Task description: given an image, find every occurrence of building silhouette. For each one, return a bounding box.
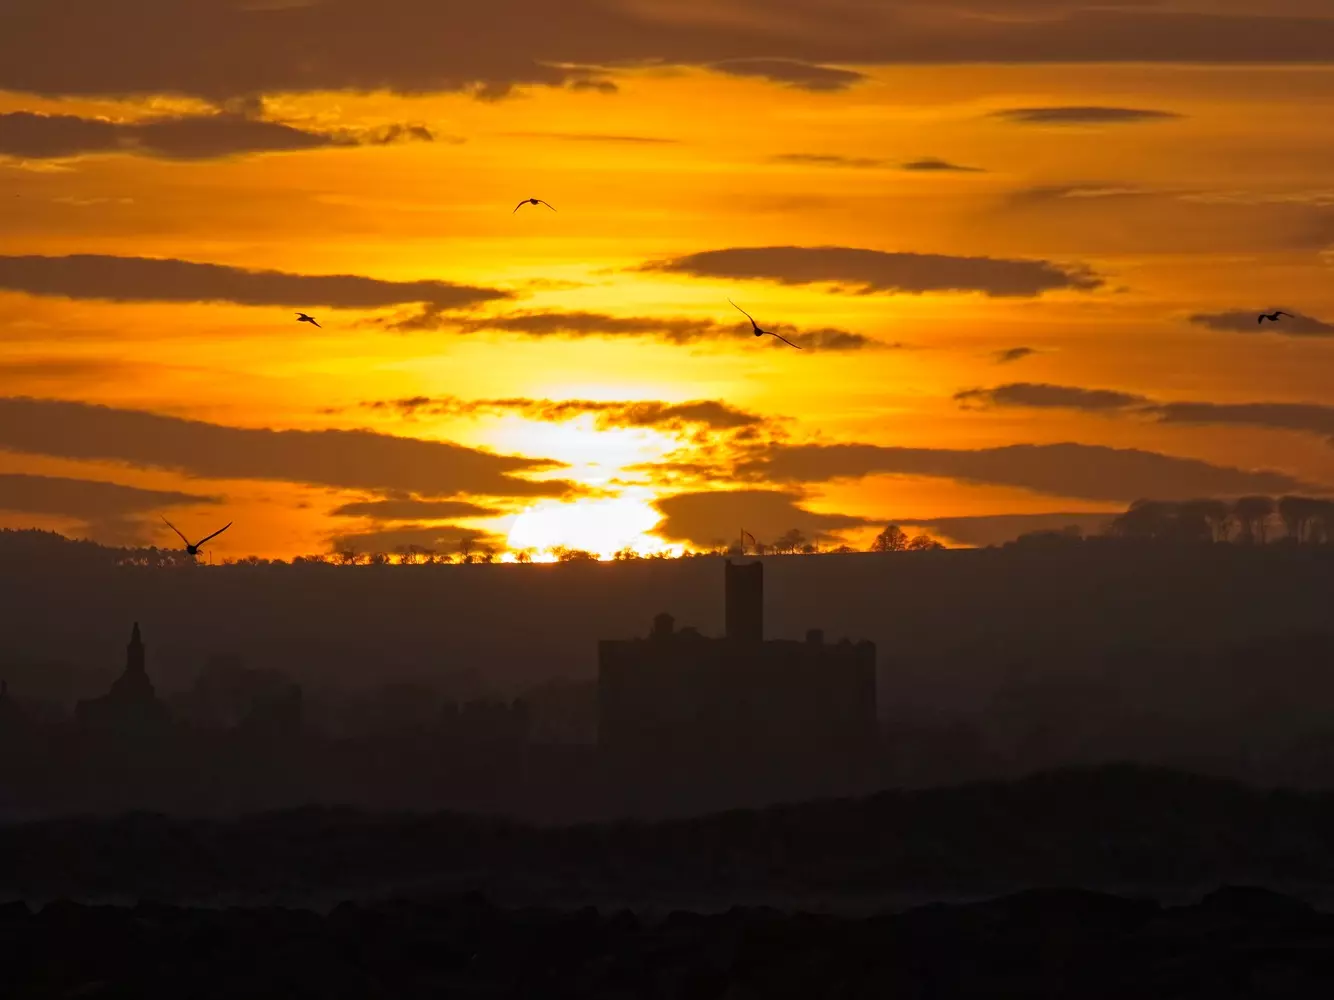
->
[76,622,169,734]
[598,559,878,814]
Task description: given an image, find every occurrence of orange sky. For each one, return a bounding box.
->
[2,1,1334,559]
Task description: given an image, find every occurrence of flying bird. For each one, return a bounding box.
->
[513,198,556,214]
[729,299,802,349]
[161,516,233,558]
[296,313,321,328]
[1258,310,1293,325]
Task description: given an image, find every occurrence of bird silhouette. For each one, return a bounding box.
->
[513,197,556,213]
[1258,310,1293,324]
[161,516,232,557]
[296,313,321,328]
[729,299,802,349]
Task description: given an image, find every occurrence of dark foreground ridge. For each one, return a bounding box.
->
[9,765,1334,906]
[3,885,1334,997]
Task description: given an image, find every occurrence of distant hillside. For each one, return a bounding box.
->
[3,530,1334,709]
[7,765,1334,906]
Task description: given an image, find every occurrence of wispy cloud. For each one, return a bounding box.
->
[955,383,1149,412]
[0,254,510,314]
[1189,310,1334,336]
[0,397,572,500]
[384,308,883,350]
[901,158,985,172]
[989,106,1183,125]
[706,59,868,92]
[329,498,504,521]
[742,441,1315,502]
[0,110,435,161]
[498,131,678,144]
[640,246,1103,297]
[361,395,777,433]
[770,153,884,168]
[0,471,220,546]
[993,346,1038,364]
[653,489,874,549]
[954,380,1334,447]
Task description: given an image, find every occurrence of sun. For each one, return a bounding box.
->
[507,496,683,559]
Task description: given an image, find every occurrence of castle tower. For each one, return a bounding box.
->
[724,559,763,642]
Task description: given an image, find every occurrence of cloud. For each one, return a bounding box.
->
[0,397,572,500]
[0,472,217,521]
[989,106,1183,125]
[901,158,985,172]
[0,110,434,161]
[994,347,1037,364]
[770,153,884,168]
[366,396,773,433]
[653,489,874,548]
[449,310,721,343]
[745,442,1315,503]
[430,309,880,350]
[3,2,1333,105]
[0,357,135,381]
[954,380,1334,446]
[955,383,1149,412]
[1188,310,1334,336]
[639,246,1103,297]
[329,498,504,520]
[889,512,1119,548]
[995,184,1334,256]
[328,524,495,556]
[498,131,678,144]
[706,58,868,91]
[0,254,510,314]
[1153,402,1334,442]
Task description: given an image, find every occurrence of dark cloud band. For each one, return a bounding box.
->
[0,397,571,500]
[640,246,1103,297]
[0,255,509,313]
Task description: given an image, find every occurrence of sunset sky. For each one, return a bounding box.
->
[2,0,1334,560]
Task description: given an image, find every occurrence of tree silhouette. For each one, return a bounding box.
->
[906,534,944,551]
[1233,495,1275,545]
[870,525,909,552]
[1195,499,1232,543]
[556,547,597,562]
[774,528,806,554]
[1108,499,1174,540]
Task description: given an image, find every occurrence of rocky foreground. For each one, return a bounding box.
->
[4,885,1334,998]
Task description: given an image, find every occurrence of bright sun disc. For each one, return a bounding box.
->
[507,497,680,558]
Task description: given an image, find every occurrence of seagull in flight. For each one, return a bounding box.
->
[513,197,556,214]
[161,516,233,558]
[1258,310,1293,325]
[729,299,802,349]
[296,313,321,329]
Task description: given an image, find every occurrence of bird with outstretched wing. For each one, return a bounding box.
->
[729,299,802,349]
[513,198,556,213]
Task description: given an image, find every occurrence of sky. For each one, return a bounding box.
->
[1,0,1334,560]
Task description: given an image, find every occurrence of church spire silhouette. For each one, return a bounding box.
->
[127,622,144,675]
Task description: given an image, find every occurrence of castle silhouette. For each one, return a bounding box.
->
[598,559,878,814]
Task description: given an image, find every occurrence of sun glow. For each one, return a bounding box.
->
[506,496,684,559]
